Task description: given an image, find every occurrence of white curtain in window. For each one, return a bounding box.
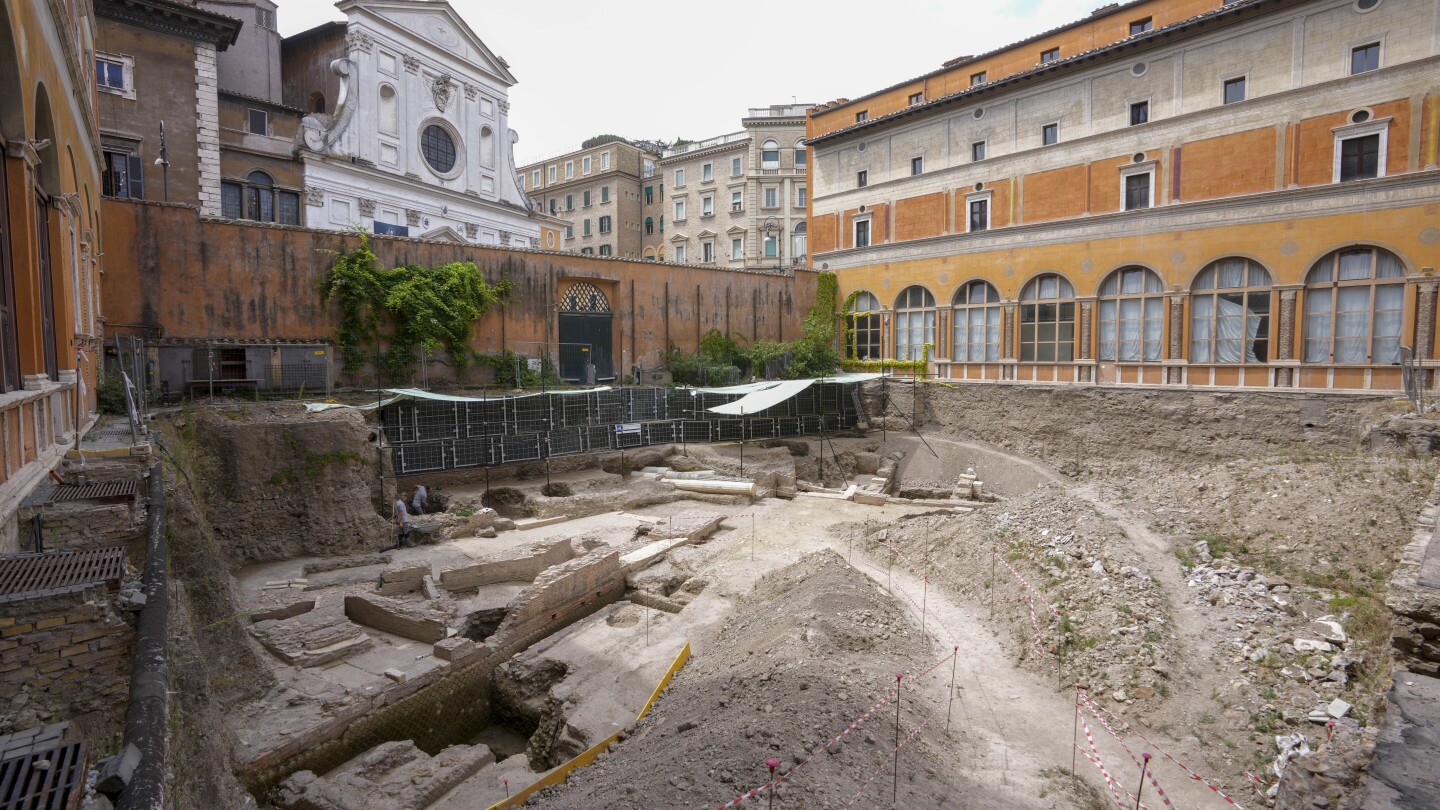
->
[1143,297,1163,361]
[985,307,1000,361]
[1098,300,1117,360]
[1372,284,1403,364]
[1191,295,1214,362]
[897,310,936,360]
[1118,299,1142,361]
[1214,293,1245,363]
[1333,286,1370,364]
[1304,292,1333,362]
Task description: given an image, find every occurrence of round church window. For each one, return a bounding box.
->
[421,125,458,174]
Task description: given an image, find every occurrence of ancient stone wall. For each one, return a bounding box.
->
[19,502,144,557]
[489,548,626,649]
[1387,472,1440,676]
[0,585,134,754]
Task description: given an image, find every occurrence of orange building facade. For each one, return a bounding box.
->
[1,0,106,550]
[807,0,1440,392]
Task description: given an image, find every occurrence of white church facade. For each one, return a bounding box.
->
[285,0,561,246]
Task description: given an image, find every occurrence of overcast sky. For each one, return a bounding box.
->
[278,0,1105,164]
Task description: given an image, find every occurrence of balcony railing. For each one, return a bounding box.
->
[663,131,748,158]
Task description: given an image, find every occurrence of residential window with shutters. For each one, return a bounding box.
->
[1303,247,1405,364]
[1019,274,1076,362]
[582,190,590,207]
[644,217,653,234]
[247,108,268,136]
[566,224,574,239]
[731,237,743,260]
[599,244,612,256]
[95,54,132,98]
[645,186,654,204]
[1223,76,1246,104]
[600,185,609,203]
[103,150,143,199]
[702,196,714,216]
[581,247,593,255]
[846,291,882,360]
[952,281,1002,362]
[1190,258,1272,364]
[1097,267,1165,361]
[731,190,742,211]
[566,194,573,211]
[599,215,612,233]
[583,219,591,236]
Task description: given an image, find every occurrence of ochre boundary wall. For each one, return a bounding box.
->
[487,642,693,810]
[100,199,816,377]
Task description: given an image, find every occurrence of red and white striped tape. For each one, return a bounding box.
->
[842,714,935,809]
[1082,686,1249,807]
[1079,716,1135,810]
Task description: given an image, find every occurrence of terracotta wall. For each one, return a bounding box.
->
[100,199,817,372]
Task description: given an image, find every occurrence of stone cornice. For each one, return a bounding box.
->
[95,0,242,50]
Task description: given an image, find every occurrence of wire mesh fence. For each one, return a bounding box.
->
[384,383,863,475]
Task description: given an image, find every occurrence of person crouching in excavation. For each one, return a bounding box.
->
[393,492,412,549]
[411,483,429,515]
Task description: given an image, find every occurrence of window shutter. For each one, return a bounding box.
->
[127,154,144,199]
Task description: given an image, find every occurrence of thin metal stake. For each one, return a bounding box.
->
[646,603,650,646]
[893,673,903,805]
[751,513,756,561]
[1134,753,1151,810]
[921,576,928,638]
[946,646,959,736]
[1071,684,1080,779]
[989,544,996,618]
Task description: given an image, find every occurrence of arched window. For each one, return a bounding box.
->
[1097,266,1165,361]
[644,216,654,235]
[1019,274,1076,362]
[562,282,610,312]
[894,285,937,361]
[309,92,326,114]
[791,221,807,263]
[794,140,807,168]
[1303,246,1406,364]
[952,280,1001,362]
[221,170,299,224]
[847,291,882,360]
[378,85,397,135]
[1191,258,1271,363]
[761,139,780,170]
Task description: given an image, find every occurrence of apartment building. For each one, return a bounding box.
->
[808,0,1440,392]
[519,139,661,258]
[661,104,812,269]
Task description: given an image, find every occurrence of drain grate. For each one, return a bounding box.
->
[0,742,86,810]
[50,481,139,502]
[0,549,126,598]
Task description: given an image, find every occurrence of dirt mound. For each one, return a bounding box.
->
[530,550,1014,809]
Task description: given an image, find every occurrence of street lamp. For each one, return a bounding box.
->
[762,216,781,269]
[154,120,170,202]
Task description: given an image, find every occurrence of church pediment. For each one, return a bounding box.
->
[340,0,517,85]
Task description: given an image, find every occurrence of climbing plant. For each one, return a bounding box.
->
[320,233,513,382]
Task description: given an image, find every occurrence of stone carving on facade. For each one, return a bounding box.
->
[345,29,373,54]
[1077,300,1094,360]
[305,187,325,206]
[529,237,540,248]
[301,59,356,155]
[463,83,478,101]
[402,55,420,74]
[498,100,510,114]
[430,74,454,112]
[406,209,421,227]
[464,223,478,239]
[357,198,377,217]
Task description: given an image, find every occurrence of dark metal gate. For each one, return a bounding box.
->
[558,282,613,381]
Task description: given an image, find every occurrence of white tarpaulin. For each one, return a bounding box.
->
[304,386,612,413]
[702,372,884,416]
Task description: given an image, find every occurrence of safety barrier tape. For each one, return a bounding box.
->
[714,653,953,809]
[1078,688,1249,810]
[1079,717,1138,810]
[1245,771,1274,799]
[842,715,935,809]
[874,541,960,648]
[999,551,1063,617]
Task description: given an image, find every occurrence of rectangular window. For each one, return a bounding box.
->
[244,185,273,221]
[1042,123,1059,146]
[532,170,541,187]
[602,152,611,169]
[583,218,591,236]
[911,156,924,175]
[857,170,868,188]
[565,161,574,178]
[971,71,987,86]
[702,242,714,263]
[1040,47,1059,64]
[277,191,299,224]
[1351,42,1380,75]
[702,163,713,181]
[548,198,556,214]
[580,247,593,255]
[856,111,868,122]
[732,238,743,260]
[582,156,591,174]
[796,186,807,207]
[1129,17,1152,35]
[645,186,654,204]
[103,150,143,199]
[221,181,242,218]
[247,108,268,135]
[908,92,923,105]
[731,156,742,176]
[1124,172,1152,210]
[972,141,986,162]
[1129,100,1149,126]
[764,233,778,258]
[599,244,612,256]
[548,166,557,183]
[599,215,612,233]
[1223,77,1246,105]
[674,200,685,220]
[764,187,778,208]
[969,198,989,232]
[582,190,590,207]
[674,245,686,263]
[96,58,126,92]
[702,196,714,216]
[566,194,574,211]
[731,190,743,211]
[674,168,685,186]
[255,7,275,29]
[854,218,870,248]
[565,225,573,239]
[1339,134,1380,181]
[600,185,610,203]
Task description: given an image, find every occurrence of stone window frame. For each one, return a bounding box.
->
[965,189,992,233]
[1345,35,1384,75]
[910,155,925,176]
[95,52,136,100]
[1332,117,1390,183]
[673,168,685,188]
[565,160,574,179]
[582,155,591,175]
[1220,71,1248,105]
[1041,121,1060,146]
[729,187,744,212]
[972,140,987,162]
[1119,160,1157,212]
[852,212,872,249]
[700,195,714,217]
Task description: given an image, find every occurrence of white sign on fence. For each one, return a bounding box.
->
[615,423,642,435]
